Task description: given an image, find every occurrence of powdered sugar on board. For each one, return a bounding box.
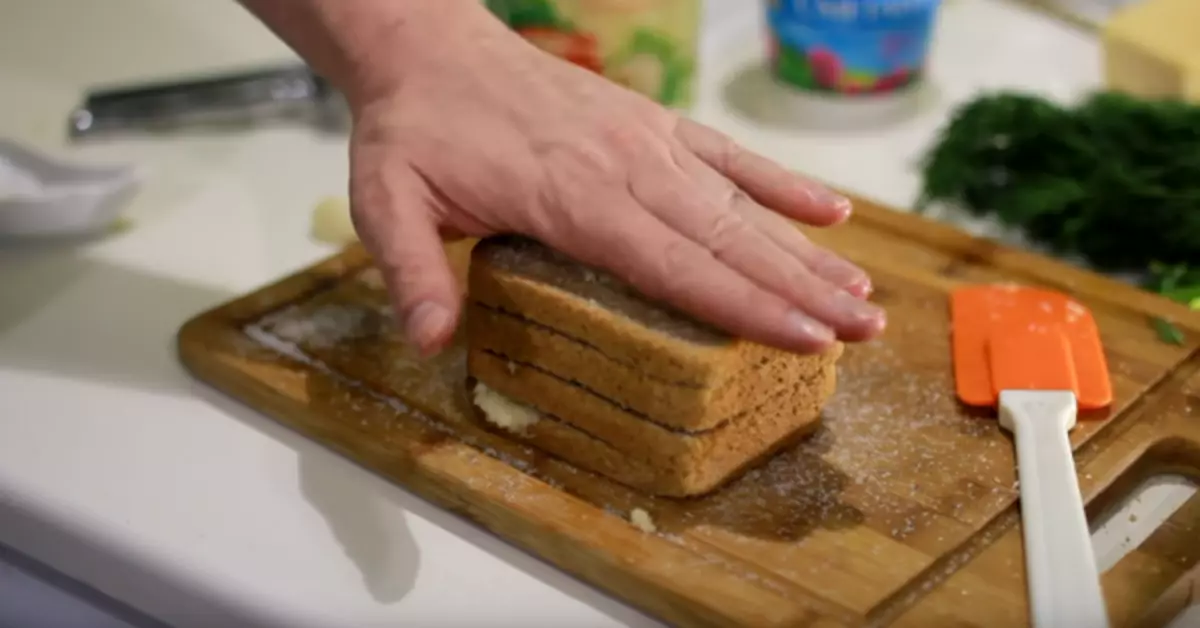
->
[265,303,371,349]
[818,338,1013,493]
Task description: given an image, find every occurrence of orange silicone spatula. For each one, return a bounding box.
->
[951,284,1112,628]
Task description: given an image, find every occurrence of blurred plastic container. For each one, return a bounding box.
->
[485,0,701,109]
[765,0,940,97]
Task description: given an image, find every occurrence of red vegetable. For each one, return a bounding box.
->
[516,27,604,74]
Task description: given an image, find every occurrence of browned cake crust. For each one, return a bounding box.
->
[467,351,835,497]
[467,302,841,431]
[469,235,830,389]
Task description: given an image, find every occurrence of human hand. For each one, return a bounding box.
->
[345,5,886,357]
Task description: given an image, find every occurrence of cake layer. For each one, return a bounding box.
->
[469,235,840,388]
[467,349,835,497]
[467,302,841,431]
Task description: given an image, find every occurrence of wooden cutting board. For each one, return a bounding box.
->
[177,193,1200,627]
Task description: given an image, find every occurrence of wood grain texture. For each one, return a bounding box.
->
[177,193,1200,627]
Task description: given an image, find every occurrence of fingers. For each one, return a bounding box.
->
[674,118,851,227]
[735,199,874,298]
[350,162,461,357]
[564,206,838,354]
[632,150,885,342]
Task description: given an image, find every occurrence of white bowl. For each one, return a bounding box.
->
[0,138,142,238]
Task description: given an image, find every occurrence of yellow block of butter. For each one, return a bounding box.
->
[1102,0,1200,102]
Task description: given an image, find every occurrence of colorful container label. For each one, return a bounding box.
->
[485,0,699,108]
[766,0,940,96]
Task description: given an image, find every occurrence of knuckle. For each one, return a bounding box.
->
[799,241,863,282]
[595,118,648,158]
[701,210,752,258]
[806,246,846,274]
[554,140,622,182]
[784,265,823,293]
[710,133,744,172]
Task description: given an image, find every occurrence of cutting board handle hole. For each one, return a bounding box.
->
[1085,464,1196,570]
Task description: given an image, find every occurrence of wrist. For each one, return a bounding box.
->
[242,0,503,108]
[332,0,498,106]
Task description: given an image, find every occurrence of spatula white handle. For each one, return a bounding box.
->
[998,390,1110,628]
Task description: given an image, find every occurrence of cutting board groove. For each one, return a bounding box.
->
[179,193,1200,627]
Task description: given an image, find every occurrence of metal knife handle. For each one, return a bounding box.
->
[68,65,336,139]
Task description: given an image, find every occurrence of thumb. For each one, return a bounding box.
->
[351,168,460,357]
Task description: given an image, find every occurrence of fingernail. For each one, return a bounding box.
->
[806,251,869,296]
[836,290,886,326]
[405,301,452,353]
[846,277,873,298]
[811,187,852,216]
[822,263,871,297]
[785,310,835,347]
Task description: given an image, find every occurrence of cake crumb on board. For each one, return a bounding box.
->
[630,508,657,533]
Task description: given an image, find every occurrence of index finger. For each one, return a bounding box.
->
[675,118,851,227]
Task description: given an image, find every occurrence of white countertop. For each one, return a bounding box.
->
[0,1,1196,626]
